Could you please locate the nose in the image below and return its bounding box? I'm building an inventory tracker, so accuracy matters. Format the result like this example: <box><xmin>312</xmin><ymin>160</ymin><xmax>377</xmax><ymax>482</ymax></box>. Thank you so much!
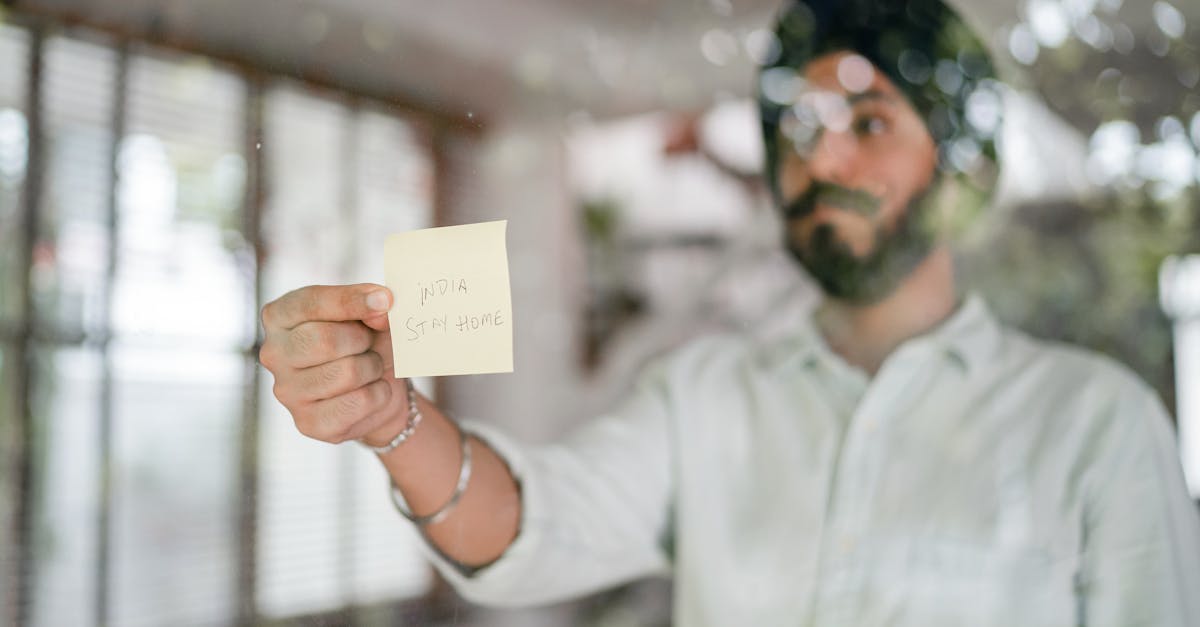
<box><xmin>807</xmin><ymin>127</ymin><xmax>856</xmax><ymax>184</ymax></box>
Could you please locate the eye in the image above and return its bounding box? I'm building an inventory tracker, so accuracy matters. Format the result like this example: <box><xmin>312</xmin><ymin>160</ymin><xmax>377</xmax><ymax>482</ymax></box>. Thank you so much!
<box><xmin>852</xmin><ymin>115</ymin><xmax>888</xmax><ymax>137</ymax></box>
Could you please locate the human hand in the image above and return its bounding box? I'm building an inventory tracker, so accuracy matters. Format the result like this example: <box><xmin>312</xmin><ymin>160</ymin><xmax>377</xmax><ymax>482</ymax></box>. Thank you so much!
<box><xmin>259</xmin><ymin>283</ymin><xmax>410</xmax><ymax>446</ymax></box>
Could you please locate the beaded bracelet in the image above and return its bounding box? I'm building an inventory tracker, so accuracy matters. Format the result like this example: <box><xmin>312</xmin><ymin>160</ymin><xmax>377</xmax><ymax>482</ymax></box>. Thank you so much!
<box><xmin>360</xmin><ymin>378</ymin><xmax>422</xmax><ymax>455</ymax></box>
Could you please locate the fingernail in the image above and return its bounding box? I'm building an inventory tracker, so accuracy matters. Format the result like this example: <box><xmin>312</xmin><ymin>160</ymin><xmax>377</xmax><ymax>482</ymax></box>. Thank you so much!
<box><xmin>366</xmin><ymin>289</ymin><xmax>390</xmax><ymax>312</ymax></box>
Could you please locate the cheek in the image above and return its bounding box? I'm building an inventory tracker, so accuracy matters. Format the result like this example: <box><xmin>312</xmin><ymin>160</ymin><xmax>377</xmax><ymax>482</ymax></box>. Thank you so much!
<box><xmin>873</xmin><ymin>144</ymin><xmax>936</xmax><ymax>222</ymax></box>
<box><xmin>777</xmin><ymin>156</ymin><xmax>811</xmax><ymax>201</ymax></box>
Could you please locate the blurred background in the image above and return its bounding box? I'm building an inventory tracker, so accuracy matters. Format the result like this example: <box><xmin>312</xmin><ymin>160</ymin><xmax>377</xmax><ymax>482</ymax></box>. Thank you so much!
<box><xmin>0</xmin><ymin>0</ymin><xmax>1196</xmax><ymax>625</ymax></box>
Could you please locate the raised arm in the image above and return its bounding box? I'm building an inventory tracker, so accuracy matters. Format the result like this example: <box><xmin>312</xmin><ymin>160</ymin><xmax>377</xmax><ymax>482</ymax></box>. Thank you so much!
<box><xmin>258</xmin><ymin>283</ymin><xmax>521</xmax><ymax>567</ymax></box>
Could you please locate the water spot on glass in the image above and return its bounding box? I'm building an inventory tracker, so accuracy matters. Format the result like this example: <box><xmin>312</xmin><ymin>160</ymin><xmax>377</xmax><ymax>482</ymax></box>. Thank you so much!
<box><xmin>780</xmin><ymin>105</ymin><xmax>820</xmax><ymax>154</ymax></box>
<box><xmin>759</xmin><ymin>67</ymin><xmax>803</xmax><ymax>106</ymax></box>
<box><xmin>1086</xmin><ymin>119</ymin><xmax>1139</xmax><ymax>184</ymax></box>
<box><xmin>965</xmin><ymin>89</ymin><xmax>1002</xmax><ymax>136</ymax></box>
<box><xmin>1146</xmin><ymin>30</ymin><xmax>1171</xmax><ymax>57</ymax></box>
<box><xmin>949</xmin><ymin>137</ymin><xmax>982</xmax><ymax>172</ymax></box>
<box><xmin>1096</xmin><ymin>67</ymin><xmax>1121</xmax><ymax>83</ymax></box>
<box><xmin>1111</xmin><ymin>22</ymin><xmax>1135</xmax><ymax>54</ymax></box>
<box><xmin>836</xmin><ymin>54</ymin><xmax>874</xmax><ymax>93</ymax></box>
<box><xmin>1074</xmin><ymin>15</ymin><xmax>1113</xmax><ymax>51</ymax></box>
<box><xmin>807</xmin><ymin>92</ymin><xmax>851</xmax><ymax>134</ymax></box>
<box><xmin>898</xmin><ymin>49</ymin><xmax>932</xmax><ymax>84</ymax></box>
<box><xmin>744</xmin><ymin>29</ymin><xmax>781</xmax><ymax>66</ymax></box>
<box><xmin>362</xmin><ymin>22</ymin><xmax>393</xmax><ymax>52</ymax></box>
<box><xmin>1153</xmin><ymin>1</ymin><xmax>1186</xmax><ymax>39</ymax></box>
<box><xmin>1026</xmin><ymin>0</ymin><xmax>1071</xmax><ymax>48</ymax></box>
<box><xmin>1007</xmin><ymin>25</ymin><xmax>1040</xmax><ymax>65</ymax></box>
<box><xmin>934</xmin><ymin>59</ymin><xmax>963</xmax><ymax>95</ymax></box>
<box><xmin>1157</xmin><ymin>116</ymin><xmax>1185</xmax><ymax>142</ymax></box>
<box><xmin>1177</xmin><ymin>66</ymin><xmax>1200</xmax><ymax>89</ymax></box>
<box><xmin>700</xmin><ymin>28</ymin><xmax>739</xmax><ymax>67</ymax></box>
<box><xmin>1137</xmin><ymin>137</ymin><xmax>1195</xmax><ymax>193</ymax></box>
<box><xmin>299</xmin><ymin>11</ymin><xmax>329</xmax><ymax>45</ymax></box>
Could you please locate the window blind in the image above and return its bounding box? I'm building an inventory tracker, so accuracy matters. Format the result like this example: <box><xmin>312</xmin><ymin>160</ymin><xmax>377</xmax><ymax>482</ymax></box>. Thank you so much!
<box><xmin>0</xmin><ymin>19</ymin><xmax>440</xmax><ymax>626</ymax></box>
<box><xmin>256</xmin><ymin>84</ymin><xmax>435</xmax><ymax>620</ymax></box>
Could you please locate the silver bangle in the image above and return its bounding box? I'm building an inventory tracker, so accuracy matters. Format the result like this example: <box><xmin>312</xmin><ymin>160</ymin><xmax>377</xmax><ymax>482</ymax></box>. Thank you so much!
<box><xmin>389</xmin><ymin>425</ymin><xmax>472</xmax><ymax>526</ymax></box>
<box><xmin>361</xmin><ymin>378</ymin><xmax>422</xmax><ymax>455</ymax></box>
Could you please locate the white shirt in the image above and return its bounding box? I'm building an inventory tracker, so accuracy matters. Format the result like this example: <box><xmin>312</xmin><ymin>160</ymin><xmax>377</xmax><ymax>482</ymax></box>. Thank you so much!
<box><xmin>419</xmin><ymin>295</ymin><xmax>1200</xmax><ymax>626</ymax></box>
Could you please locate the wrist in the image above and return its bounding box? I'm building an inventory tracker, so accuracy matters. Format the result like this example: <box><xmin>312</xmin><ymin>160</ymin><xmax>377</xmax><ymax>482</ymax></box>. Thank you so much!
<box><xmin>360</xmin><ymin>378</ymin><xmax>419</xmax><ymax>450</ymax></box>
<box><xmin>361</xmin><ymin>415</ymin><xmax>407</xmax><ymax>448</ymax></box>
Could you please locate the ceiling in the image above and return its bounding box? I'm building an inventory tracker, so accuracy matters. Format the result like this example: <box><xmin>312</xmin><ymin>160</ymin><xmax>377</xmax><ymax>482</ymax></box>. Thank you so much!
<box><xmin>8</xmin><ymin>0</ymin><xmax>1198</xmax><ymax>132</ymax></box>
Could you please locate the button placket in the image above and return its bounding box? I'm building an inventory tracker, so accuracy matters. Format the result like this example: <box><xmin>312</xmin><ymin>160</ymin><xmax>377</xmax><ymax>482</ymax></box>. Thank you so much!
<box><xmin>832</xmin><ymin>345</ymin><xmax>942</xmax><ymax>557</ymax></box>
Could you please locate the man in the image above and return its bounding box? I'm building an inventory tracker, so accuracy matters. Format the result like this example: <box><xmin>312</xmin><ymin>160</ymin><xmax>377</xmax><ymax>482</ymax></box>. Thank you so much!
<box><xmin>258</xmin><ymin>0</ymin><xmax>1200</xmax><ymax>624</ymax></box>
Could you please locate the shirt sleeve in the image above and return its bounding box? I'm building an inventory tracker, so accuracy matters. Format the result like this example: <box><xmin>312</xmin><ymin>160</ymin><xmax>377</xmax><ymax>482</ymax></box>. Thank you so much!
<box><xmin>1078</xmin><ymin>384</ymin><xmax>1200</xmax><ymax>626</ymax></box>
<box><xmin>412</xmin><ymin>360</ymin><xmax>677</xmax><ymax>607</ymax></box>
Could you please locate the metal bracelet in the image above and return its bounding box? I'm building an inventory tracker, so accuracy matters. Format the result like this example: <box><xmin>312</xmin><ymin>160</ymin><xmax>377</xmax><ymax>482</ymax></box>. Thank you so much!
<box><xmin>389</xmin><ymin>424</ymin><xmax>472</xmax><ymax>527</ymax></box>
<box><xmin>361</xmin><ymin>378</ymin><xmax>422</xmax><ymax>455</ymax></box>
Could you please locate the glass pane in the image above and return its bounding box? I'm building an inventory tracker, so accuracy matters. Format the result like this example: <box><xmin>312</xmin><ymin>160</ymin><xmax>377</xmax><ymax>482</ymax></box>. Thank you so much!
<box><xmin>0</xmin><ymin>24</ymin><xmax>28</xmax><ymax>325</ymax></box>
<box><xmin>109</xmin><ymin>344</ymin><xmax>241</xmax><ymax>626</ymax></box>
<box><xmin>114</xmin><ymin>51</ymin><xmax>249</xmax><ymax>349</ymax></box>
<box><xmin>37</xmin><ymin>35</ymin><xmax>116</xmax><ymax>338</ymax></box>
<box><xmin>29</xmin><ymin>346</ymin><xmax>102</xmax><ymax>627</ymax></box>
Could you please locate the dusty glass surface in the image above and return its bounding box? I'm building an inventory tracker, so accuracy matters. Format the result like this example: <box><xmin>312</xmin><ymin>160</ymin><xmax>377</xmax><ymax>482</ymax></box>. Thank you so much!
<box><xmin>0</xmin><ymin>1</ymin><xmax>1197</xmax><ymax>625</ymax></box>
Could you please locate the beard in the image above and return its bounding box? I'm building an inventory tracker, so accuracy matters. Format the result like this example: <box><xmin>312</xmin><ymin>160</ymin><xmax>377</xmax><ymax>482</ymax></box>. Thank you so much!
<box><xmin>781</xmin><ymin>179</ymin><xmax>936</xmax><ymax>305</ymax></box>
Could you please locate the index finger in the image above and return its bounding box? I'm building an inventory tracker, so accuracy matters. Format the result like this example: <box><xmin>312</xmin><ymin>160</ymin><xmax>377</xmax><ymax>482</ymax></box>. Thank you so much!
<box><xmin>262</xmin><ymin>283</ymin><xmax>392</xmax><ymax>330</ymax></box>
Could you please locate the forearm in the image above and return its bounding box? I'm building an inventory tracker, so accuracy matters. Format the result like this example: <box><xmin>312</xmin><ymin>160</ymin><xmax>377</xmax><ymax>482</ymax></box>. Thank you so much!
<box><xmin>367</xmin><ymin>365</ymin><xmax>677</xmax><ymax>606</ymax></box>
<box><xmin>371</xmin><ymin>386</ymin><xmax>521</xmax><ymax>568</ymax></box>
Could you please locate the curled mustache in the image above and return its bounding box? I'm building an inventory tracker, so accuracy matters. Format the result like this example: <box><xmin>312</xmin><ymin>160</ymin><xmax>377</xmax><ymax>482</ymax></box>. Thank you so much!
<box><xmin>781</xmin><ymin>180</ymin><xmax>883</xmax><ymax>221</ymax></box>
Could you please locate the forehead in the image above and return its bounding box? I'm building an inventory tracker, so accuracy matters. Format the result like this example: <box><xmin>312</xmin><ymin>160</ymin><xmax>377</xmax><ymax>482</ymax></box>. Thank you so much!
<box><xmin>801</xmin><ymin>50</ymin><xmax>903</xmax><ymax>100</ymax></box>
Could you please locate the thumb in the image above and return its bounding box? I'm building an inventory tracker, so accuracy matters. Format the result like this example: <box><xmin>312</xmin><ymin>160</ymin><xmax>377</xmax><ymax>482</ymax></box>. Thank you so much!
<box><xmin>263</xmin><ymin>283</ymin><xmax>392</xmax><ymax>330</ymax></box>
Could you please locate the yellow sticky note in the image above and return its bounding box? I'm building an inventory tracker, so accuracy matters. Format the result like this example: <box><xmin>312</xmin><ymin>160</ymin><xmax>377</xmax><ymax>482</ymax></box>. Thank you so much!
<box><xmin>383</xmin><ymin>221</ymin><xmax>513</xmax><ymax>378</ymax></box>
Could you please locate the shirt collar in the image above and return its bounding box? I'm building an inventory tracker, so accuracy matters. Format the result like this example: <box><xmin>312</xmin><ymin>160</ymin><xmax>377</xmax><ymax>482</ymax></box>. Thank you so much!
<box><xmin>761</xmin><ymin>292</ymin><xmax>1002</xmax><ymax>374</ymax></box>
<box><xmin>929</xmin><ymin>293</ymin><xmax>1003</xmax><ymax>373</ymax></box>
